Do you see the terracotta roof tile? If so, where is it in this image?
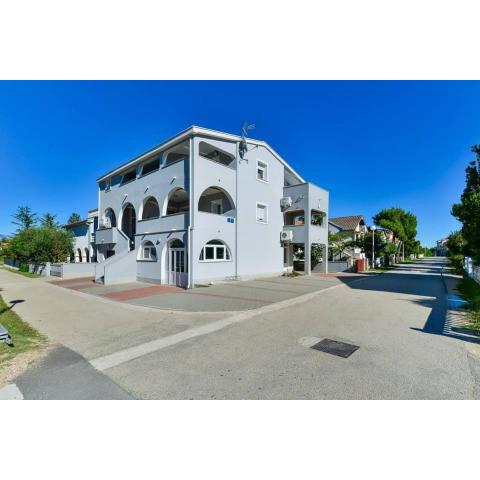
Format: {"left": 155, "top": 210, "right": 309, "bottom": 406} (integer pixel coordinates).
{"left": 329, "top": 215, "right": 366, "bottom": 231}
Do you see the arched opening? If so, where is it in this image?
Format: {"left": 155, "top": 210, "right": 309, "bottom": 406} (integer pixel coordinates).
{"left": 103, "top": 208, "right": 116, "bottom": 228}
{"left": 165, "top": 188, "right": 189, "bottom": 215}
{"left": 85, "top": 248, "right": 90, "bottom": 263}
{"left": 141, "top": 196, "right": 160, "bottom": 220}
{"left": 138, "top": 240, "right": 157, "bottom": 261}
{"left": 163, "top": 141, "right": 189, "bottom": 167}
{"left": 77, "top": 248, "right": 82, "bottom": 263}
{"left": 199, "top": 239, "right": 231, "bottom": 262}
{"left": 198, "top": 187, "right": 235, "bottom": 215}
{"left": 121, "top": 203, "right": 136, "bottom": 248}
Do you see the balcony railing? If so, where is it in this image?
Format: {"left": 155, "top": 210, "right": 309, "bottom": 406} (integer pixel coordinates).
{"left": 95, "top": 227, "right": 117, "bottom": 245}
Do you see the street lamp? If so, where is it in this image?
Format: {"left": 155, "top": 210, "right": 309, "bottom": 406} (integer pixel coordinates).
{"left": 371, "top": 225, "right": 376, "bottom": 269}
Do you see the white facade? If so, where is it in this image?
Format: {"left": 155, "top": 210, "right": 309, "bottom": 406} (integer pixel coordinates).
{"left": 93, "top": 126, "right": 329, "bottom": 286}
{"left": 64, "top": 209, "right": 98, "bottom": 263}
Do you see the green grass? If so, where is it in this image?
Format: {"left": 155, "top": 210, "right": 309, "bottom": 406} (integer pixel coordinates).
{"left": 0, "top": 294, "right": 46, "bottom": 368}
{"left": 0, "top": 266, "right": 41, "bottom": 278}
{"left": 456, "top": 277, "right": 480, "bottom": 332}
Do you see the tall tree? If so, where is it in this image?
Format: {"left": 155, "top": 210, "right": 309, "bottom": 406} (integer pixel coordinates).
{"left": 373, "top": 207, "right": 417, "bottom": 243}
{"left": 40, "top": 212, "right": 59, "bottom": 229}
{"left": 451, "top": 146, "right": 480, "bottom": 262}
{"left": 68, "top": 212, "right": 82, "bottom": 224}
{"left": 12, "top": 206, "right": 37, "bottom": 231}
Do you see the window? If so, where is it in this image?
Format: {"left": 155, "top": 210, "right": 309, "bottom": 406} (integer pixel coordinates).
{"left": 141, "top": 157, "right": 160, "bottom": 176}
{"left": 140, "top": 241, "right": 157, "bottom": 261}
{"left": 211, "top": 199, "right": 223, "bottom": 215}
{"left": 199, "top": 142, "right": 235, "bottom": 167}
{"left": 257, "top": 160, "right": 268, "bottom": 182}
{"left": 120, "top": 169, "right": 136, "bottom": 185}
{"left": 199, "top": 240, "right": 231, "bottom": 262}
{"left": 105, "top": 179, "right": 111, "bottom": 191}
{"left": 256, "top": 202, "right": 268, "bottom": 223}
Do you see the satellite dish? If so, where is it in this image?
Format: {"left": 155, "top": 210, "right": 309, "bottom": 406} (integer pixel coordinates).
{"left": 240, "top": 122, "right": 255, "bottom": 159}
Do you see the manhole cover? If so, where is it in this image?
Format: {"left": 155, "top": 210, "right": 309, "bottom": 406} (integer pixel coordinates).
{"left": 311, "top": 338, "right": 359, "bottom": 358}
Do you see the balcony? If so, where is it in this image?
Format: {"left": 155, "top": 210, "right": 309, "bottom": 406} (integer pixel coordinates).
{"left": 95, "top": 227, "right": 117, "bottom": 245}
{"left": 282, "top": 224, "right": 307, "bottom": 243}
{"left": 136, "top": 213, "right": 189, "bottom": 234}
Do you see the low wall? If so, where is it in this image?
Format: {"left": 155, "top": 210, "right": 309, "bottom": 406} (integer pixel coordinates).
{"left": 327, "top": 261, "right": 353, "bottom": 273}
{"left": 4, "top": 258, "right": 20, "bottom": 270}
{"left": 4, "top": 258, "right": 95, "bottom": 278}
{"left": 61, "top": 262, "right": 96, "bottom": 278}
{"left": 28, "top": 263, "right": 50, "bottom": 276}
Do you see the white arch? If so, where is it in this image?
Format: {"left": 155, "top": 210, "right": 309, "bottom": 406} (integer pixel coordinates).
{"left": 163, "top": 187, "right": 189, "bottom": 216}
{"left": 139, "top": 196, "right": 160, "bottom": 220}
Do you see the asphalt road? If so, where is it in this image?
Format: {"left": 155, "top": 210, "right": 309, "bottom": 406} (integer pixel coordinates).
{"left": 2, "top": 258, "right": 480, "bottom": 399}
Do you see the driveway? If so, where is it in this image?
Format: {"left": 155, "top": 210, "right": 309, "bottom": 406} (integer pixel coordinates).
{"left": 2, "top": 258, "right": 480, "bottom": 399}
{"left": 48, "top": 274, "right": 363, "bottom": 312}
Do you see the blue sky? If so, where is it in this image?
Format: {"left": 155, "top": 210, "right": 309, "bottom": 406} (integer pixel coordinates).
{"left": 0, "top": 81, "right": 477, "bottom": 245}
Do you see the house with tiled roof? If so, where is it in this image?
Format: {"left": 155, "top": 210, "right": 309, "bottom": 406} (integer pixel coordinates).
{"left": 328, "top": 215, "right": 368, "bottom": 240}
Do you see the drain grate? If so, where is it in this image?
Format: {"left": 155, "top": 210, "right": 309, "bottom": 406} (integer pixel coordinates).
{"left": 311, "top": 338, "right": 359, "bottom": 358}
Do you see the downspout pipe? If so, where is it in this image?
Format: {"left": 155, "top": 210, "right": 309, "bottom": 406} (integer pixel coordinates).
{"left": 235, "top": 141, "right": 239, "bottom": 280}
{"left": 188, "top": 135, "right": 194, "bottom": 288}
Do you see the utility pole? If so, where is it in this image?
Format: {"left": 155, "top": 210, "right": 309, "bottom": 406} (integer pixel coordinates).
{"left": 371, "top": 225, "right": 376, "bottom": 269}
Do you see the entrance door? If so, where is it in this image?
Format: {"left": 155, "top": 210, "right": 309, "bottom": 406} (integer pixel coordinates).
{"left": 167, "top": 240, "right": 187, "bottom": 287}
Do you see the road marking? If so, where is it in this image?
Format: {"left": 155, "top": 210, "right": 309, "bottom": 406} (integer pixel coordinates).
{"left": 0, "top": 383, "right": 24, "bottom": 400}
{"left": 90, "top": 277, "right": 371, "bottom": 372}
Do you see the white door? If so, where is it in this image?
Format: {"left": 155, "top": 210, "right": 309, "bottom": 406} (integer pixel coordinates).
{"left": 168, "top": 247, "right": 187, "bottom": 287}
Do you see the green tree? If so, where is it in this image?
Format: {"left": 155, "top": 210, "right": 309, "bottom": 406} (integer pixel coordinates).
{"left": 6, "top": 226, "right": 74, "bottom": 264}
{"left": 445, "top": 230, "right": 465, "bottom": 256}
{"left": 328, "top": 231, "right": 355, "bottom": 260}
{"left": 373, "top": 207, "right": 417, "bottom": 243}
{"left": 451, "top": 146, "right": 480, "bottom": 262}
{"left": 373, "top": 207, "right": 418, "bottom": 258}
{"left": 68, "top": 212, "right": 82, "bottom": 224}
{"left": 40, "top": 212, "right": 59, "bottom": 229}
{"left": 353, "top": 231, "right": 388, "bottom": 260}
{"left": 12, "top": 206, "right": 37, "bottom": 231}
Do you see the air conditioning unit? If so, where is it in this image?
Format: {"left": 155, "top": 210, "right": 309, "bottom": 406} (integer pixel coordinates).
{"left": 281, "top": 230, "right": 293, "bottom": 242}
{"left": 280, "top": 196, "right": 292, "bottom": 210}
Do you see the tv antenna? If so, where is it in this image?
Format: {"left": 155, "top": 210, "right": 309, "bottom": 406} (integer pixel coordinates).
{"left": 239, "top": 121, "right": 255, "bottom": 159}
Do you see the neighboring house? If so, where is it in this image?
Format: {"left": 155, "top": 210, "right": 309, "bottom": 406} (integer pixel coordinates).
{"left": 328, "top": 214, "right": 368, "bottom": 265}
{"left": 436, "top": 238, "right": 448, "bottom": 256}
{"left": 328, "top": 215, "right": 368, "bottom": 240}
{"left": 64, "top": 209, "right": 98, "bottom": 263}
{"left": 93, "top": 126, "right": 329, "bottom": 287}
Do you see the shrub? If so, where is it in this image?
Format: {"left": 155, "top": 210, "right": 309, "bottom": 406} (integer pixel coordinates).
{"left": 19, "top": 262, "right": 29, "bottom": 272}
{"left": 449, "top": 254, "right": 464, "bottom": 275}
